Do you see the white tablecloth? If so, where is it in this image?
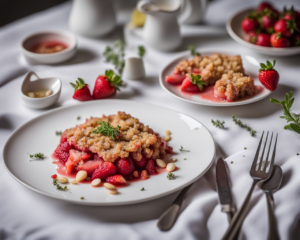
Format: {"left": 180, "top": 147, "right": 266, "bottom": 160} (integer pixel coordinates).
{"left": 1, "top": 0, "right": 300, "bottom": 239}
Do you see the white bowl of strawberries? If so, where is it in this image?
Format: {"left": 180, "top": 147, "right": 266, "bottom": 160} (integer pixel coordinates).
{"left": 227, "top": 2, "right": 300, "bottom": 56}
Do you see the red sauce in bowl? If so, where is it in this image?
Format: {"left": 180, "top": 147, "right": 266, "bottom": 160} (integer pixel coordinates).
{"left": 31, "top": 41, "right": 68, "bottom": 54}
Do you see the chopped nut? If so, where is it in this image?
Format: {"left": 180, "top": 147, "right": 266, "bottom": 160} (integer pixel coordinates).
{"left": 171, "top": 158, "right": 177, "bottom": 162}
{"left": 76, "top": 170, "right": 87, "bottom": 182}
{"left": 71, "top": 180, "right": 77, "bottom": 184}
{"left": 164, "top": 135, "right": 171, "bottom": 142}
{"left": 45, "top": 89, "right": 53, "bottom": 97}
{"left": 166, "top": 163, "right": 176, "bottom": 172}
{"left": 57, "top": 176, "right": 68, "bottom": 184}
{"left": 91, "top": 178, "right": 101, "bottom": 187}
{"left": 103, "top": 183, "right": 115, "bottom": 190}
{"left": 165, "top": 130, "right": 171, "bottom": 135}
{"left": 27, "top": 92, "right": 35, "bottom": 98}
{"left": 109, "top": 189, "right": 118, "bottom": 195}
{"left": 156, "top": 159, "right": 166, "bottom": 168}
{"left": 141, "top": 170, "right": 149, "bottom": 180}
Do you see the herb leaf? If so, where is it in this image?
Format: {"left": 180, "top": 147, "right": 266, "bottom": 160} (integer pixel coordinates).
{"left": 188, "top": 45, "right": 200, "bottom": 56}
{"left": 270, "top": 91, "right": 300, "bottom": 135}
{"left": 29, "top": 153, "right": 44, "bottom": 159}
{"left": 190, "top": 74, "right": 207, "bottom": 91}
{"left": 179, "top": 146, "right": 190, "bottom": 152}
{"left": 53, "top": 178, "right": 67, "bottom": 191}
{"left": 105, "top": 70, "right": 123, "bottom": 91}
{"left": 232, "top": 116, "right": 256, "bottom": 137}
{"left": 167, "top": 172, "right": 175, "bottom": 180}
{"left": 140, "top": 187, "right": 145, "bottom": 191}
{"left": 56, "top": 131, "right": 62, "bottom": 136}
{"left": 138, "top": 46, "right": 145, "bottom": 58}
{"left": 93, "top": 120, "right": 121, "bottom": 140}
{"left": 103, "top": 40, "right": 126, "bottom": 75}
{"left": 211, "top": 119, "right": 225, "bottom": 129}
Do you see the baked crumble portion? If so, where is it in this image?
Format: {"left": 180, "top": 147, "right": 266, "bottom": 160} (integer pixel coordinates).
{"left": 214, "top": 73, "right": 255, "bottom": 101}
{"left": 173, "top": 54, "right": 244, "bottom": 85}
{"left": 63, "top": 112, "right": 166, "bottom": 163}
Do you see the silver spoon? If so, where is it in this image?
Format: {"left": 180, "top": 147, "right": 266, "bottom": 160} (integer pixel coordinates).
{"left": 260, "top": 165, "right": 283, "bottom": 240}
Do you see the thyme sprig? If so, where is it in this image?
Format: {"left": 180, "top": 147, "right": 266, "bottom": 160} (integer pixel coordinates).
{"left": 232, "top": 116, "right": 256, "bottom": 136}
{"left": 140, "top": 187, "right": 145, "bottom": 191}
{"left": 212, "top": 119, "right": 225, "bottom": 129}
{"left": 29, "top": 153, "right": 45, "bottom": 159}
{"left": 53, "top": 178, "right": 67, "bottom": 191}
{"left": 103, "top": 40, "right": 126, "bottom": 75}
{"left": 167, "top": 172, "right": 175, "bottom": 180}
{"left": 56, "top": 131, "right": 62, "bottom": 136}
{"left": 179, "top": 146, "right": 190, "bottom": 152}
{"left": 270, "top": 91, "right": 300, "bottom": 135}
{"left": 93, "top": 120, "right": 121, "bottom": 140}
{"left": 188, "top": 45, "right": 200, "bottom": 56}
{"left": 138, "top": 46, "right": 145, "bottom": 58}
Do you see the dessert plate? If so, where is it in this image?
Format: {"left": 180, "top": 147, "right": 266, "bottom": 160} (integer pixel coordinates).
{"left": 3, "top": 100, "right": 215, "bottom": 206}
{"left": 159, "top": 50, "right": 271, "bottom": 107}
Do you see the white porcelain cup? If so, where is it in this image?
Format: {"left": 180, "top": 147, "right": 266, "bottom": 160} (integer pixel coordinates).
{"left": 21, "top": 71, "right": 62, "bottom": 109}
{"left": 69, "top": 0, "right": 117, "bottom": 37}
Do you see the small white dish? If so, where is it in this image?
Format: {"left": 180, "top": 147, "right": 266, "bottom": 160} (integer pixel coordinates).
{"left": 21, "top": 30, "right": 77, "bottom": 64}
{"left": 21, "top": 71, "right": 62, "bottom": 109}
{"left": 123, "top": 57, "right": 146, "bottom": 80}
{"left": 227, "top": 8, "right": 300, "bottom": 56}
{"left": 159, "top": 50, "right": 271, "bottom": 107}
{"left": 3, "top": 100, "right": 215, "bottom": 206}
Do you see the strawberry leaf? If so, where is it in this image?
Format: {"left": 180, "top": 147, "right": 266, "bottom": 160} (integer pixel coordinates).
{"left": 104, "top": 70, "right": 123, "bottom": 91}
{"left": 70, "top": 78, "right": 87, "bottom": 91}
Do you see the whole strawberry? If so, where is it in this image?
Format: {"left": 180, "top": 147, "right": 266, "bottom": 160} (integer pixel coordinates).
{"left": 241, "top": 12, "right": 259, "bottom": 33}
{"left": 282, "top": 6, "right": 300, "bottom": 27}
{"left": 291, "top": 34, "right": 300, "bottom": 46}
{"left": 70, "top": 78, "right": 92, "bottom": 101}
{"left": 255, "top": 2, "right": 273, "bottom": 13}
{"left": 93, "top": 70, "right": 122, "bottom": 99}
{"left": 256, "top": 33, "right": 271, "bottom": 47}
{"left": 274, "top": 19, "right": 298, "bottom": 37}
{"left": 270, "top": 33, "right": 290, "bottom": 47}
{"left": 244, "top": 31, "right": 257, "bottom": 44}
{"left": 260, "top": 9, "right": 279, "bottom": 33}
{"left": 258, "top": 60, "right": 279, "bottom": 91}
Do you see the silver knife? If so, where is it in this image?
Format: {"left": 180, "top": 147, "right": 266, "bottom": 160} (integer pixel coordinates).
{"left": 216, "top": 157, "right": 235, "bottom": 223}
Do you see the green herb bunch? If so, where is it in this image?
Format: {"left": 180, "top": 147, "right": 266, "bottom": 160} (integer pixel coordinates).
{"left": 188, "top": 45, "right": 200, "bottom": 56}
{"left": 232, "top": 116, "right": 256, "bottom": 136}
{"left": 212, "top": 119, "right": 225, "bottom": 129}
{"left": 93, "top": 119, "right": 121, "bottom": 140}
{"left": 271, "top": 91, "right": 300, "bottom": 134}
{"left": 103, "top": 40, "right": 126, "bottom": 75}
{"left": 190, "top": 74, "right": 207, "bottom": 91}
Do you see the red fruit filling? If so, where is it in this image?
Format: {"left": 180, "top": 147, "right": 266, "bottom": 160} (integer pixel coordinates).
{"left": 51, "top": 174, "right": 57, "bottom": 179}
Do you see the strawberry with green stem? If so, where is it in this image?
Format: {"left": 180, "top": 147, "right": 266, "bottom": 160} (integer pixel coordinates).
{"left": 181, "top": 74, "right": 207, "bottom": 92}
{"left": 70, "top": 78, "right": 92, "bottom": 101}
{"left": 93, "top": 70, "right": 122, "bottom": 99}
{"left": 258, "top": 60, "right": 279, "bottom": 91}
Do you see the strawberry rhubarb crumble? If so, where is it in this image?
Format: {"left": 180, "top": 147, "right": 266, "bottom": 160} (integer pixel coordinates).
{"left": 53, "top": 112, "right": 173, "bottom": 185}
{"left": 166, "top": 53, "right": 259, "bottom": 102}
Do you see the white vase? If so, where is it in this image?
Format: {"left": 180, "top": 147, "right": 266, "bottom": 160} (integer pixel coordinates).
{"left": 69, "top": 0, "right": 117, "bottom": 37}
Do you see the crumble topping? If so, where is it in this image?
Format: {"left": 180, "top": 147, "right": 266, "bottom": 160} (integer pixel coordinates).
{"left": 63, "top": 112, "right": 166, "bottom": 162}
{"left": 173, "top": 54, "right": 244, "bottom": 85}
{"left": 214, "top": 73, "right": 255, "bottom": 101}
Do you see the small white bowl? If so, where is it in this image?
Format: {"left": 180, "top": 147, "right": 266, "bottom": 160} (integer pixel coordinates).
{"left": 227, "top": 8, "right": 300, "bottom": 56}
{"left": 21, "top": 71, "right": 62, "bottom": 109}
{"left": 123, "top": 57, "right": 146, "bottom": 80}
{"left": 21, "top": 31, "right": 77, "bottom": 64}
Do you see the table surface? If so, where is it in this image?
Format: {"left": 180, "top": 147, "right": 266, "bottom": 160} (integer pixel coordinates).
{"left": 1, "top": 0, "right": 300, "bottom": 239}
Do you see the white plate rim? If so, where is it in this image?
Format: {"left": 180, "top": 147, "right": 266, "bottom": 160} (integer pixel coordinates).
{"left": 159, "top": 50, "right": 272, "bottom": 107}
{"left": 226, "top": 8, "right": 300, "bottom": 56}
{"left": 3, "top": 100, "right": 216, "bottom": 206}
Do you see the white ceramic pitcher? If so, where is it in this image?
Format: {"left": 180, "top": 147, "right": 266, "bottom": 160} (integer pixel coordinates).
{"left": 178, "top": 0, "right": 208, "bottom": 25}
{"left": 69, "top": 0, "right": 116, "bottom": 37}
{"left": 137, "top": 0, "right": 182, "bottom": 52}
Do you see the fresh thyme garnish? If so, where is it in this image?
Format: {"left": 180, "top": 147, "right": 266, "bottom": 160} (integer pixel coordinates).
{"left": 103, "top": 40, "right": 126, "bottom": 75}
{"left": 56, "top": 131, "right": 62, "bottom": 136}
{"left": 138, "top": 46, "right": 145, "bottom": 58}
{"left": 179, "top": 146, "right": 190, "bottom": 152}
{"left": 232, "top": 116, "right": 256, "bottom": 136}
{"left": 93, "top": 120, "right": 121, "bottom": 140}
{"left": 29, "top": 153, "right": 44, "bottom": 159}
{"left": 140, "top": 187, "right": 145, "bottom": 191}
{"left": 244, "top": 147, "right": 247, "bottom": 150}
{"left": 194, "top": 128, "right": 199, "bottom": 130}
{"left": 190, "top": 74, "right": 207, "bottom": 91}
{"left": 243, "top": 155, "right": 245, "bottom": 157}
{"left": 80, "top": 197, "right": 84, "bottom": 200}
{"left": 211, "top": 119, "right": 225, "bottom": 129}
{"left": 270, "top": 91, "right": 300, "bottom": 135}
{"left": 167, "top": 172, "right": 175, "bottom": 180}
{"left": 297, "top": 153, "right": 299, "bottom": 155}
{"left": 53, "top": 178, "right": 67, "bottom": 191}
{"left": 231, "top": 161, "right": 233, "bottom": 164}
{"left": 188, "top": 45, "right": 200, "bottom": 56}
{"left": 77, "top": 116, "right": 81, "bottom": 120}
{"left": 184, "top": 158, "right": 187, "bottom": 160}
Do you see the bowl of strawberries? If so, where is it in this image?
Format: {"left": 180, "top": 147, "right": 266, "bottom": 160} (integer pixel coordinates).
{"left": 226, "top": 2, "right": 300, "bottom": 56}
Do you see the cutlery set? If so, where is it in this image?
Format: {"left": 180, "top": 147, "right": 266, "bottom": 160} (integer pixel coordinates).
{"left": 158, "top": 131, "right": 283, "bottom": 240}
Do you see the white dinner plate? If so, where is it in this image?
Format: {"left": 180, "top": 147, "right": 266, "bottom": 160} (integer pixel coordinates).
{"left": 226, "top": 8, "right": 300, "bottom": 56}
{"left": 159, "top": 50, "right": 271, "bottom": 107}
{"left": 3, "top": 100, "right": 215, "bottom": 206}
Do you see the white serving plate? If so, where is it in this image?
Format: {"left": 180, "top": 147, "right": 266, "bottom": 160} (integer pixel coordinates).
{"left": 159, "top": 50, "right": 271, "bottom": 107}
{"left": 3, "top": 100, "right": 215, "bottom": 206}
{"left": 226, "top": 8, "right": 300, "bottom": 56}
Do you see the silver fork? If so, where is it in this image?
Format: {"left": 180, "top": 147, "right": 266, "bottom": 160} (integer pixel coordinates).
{"left": 222, "top": 131, "right": 278, "bottom": 240}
